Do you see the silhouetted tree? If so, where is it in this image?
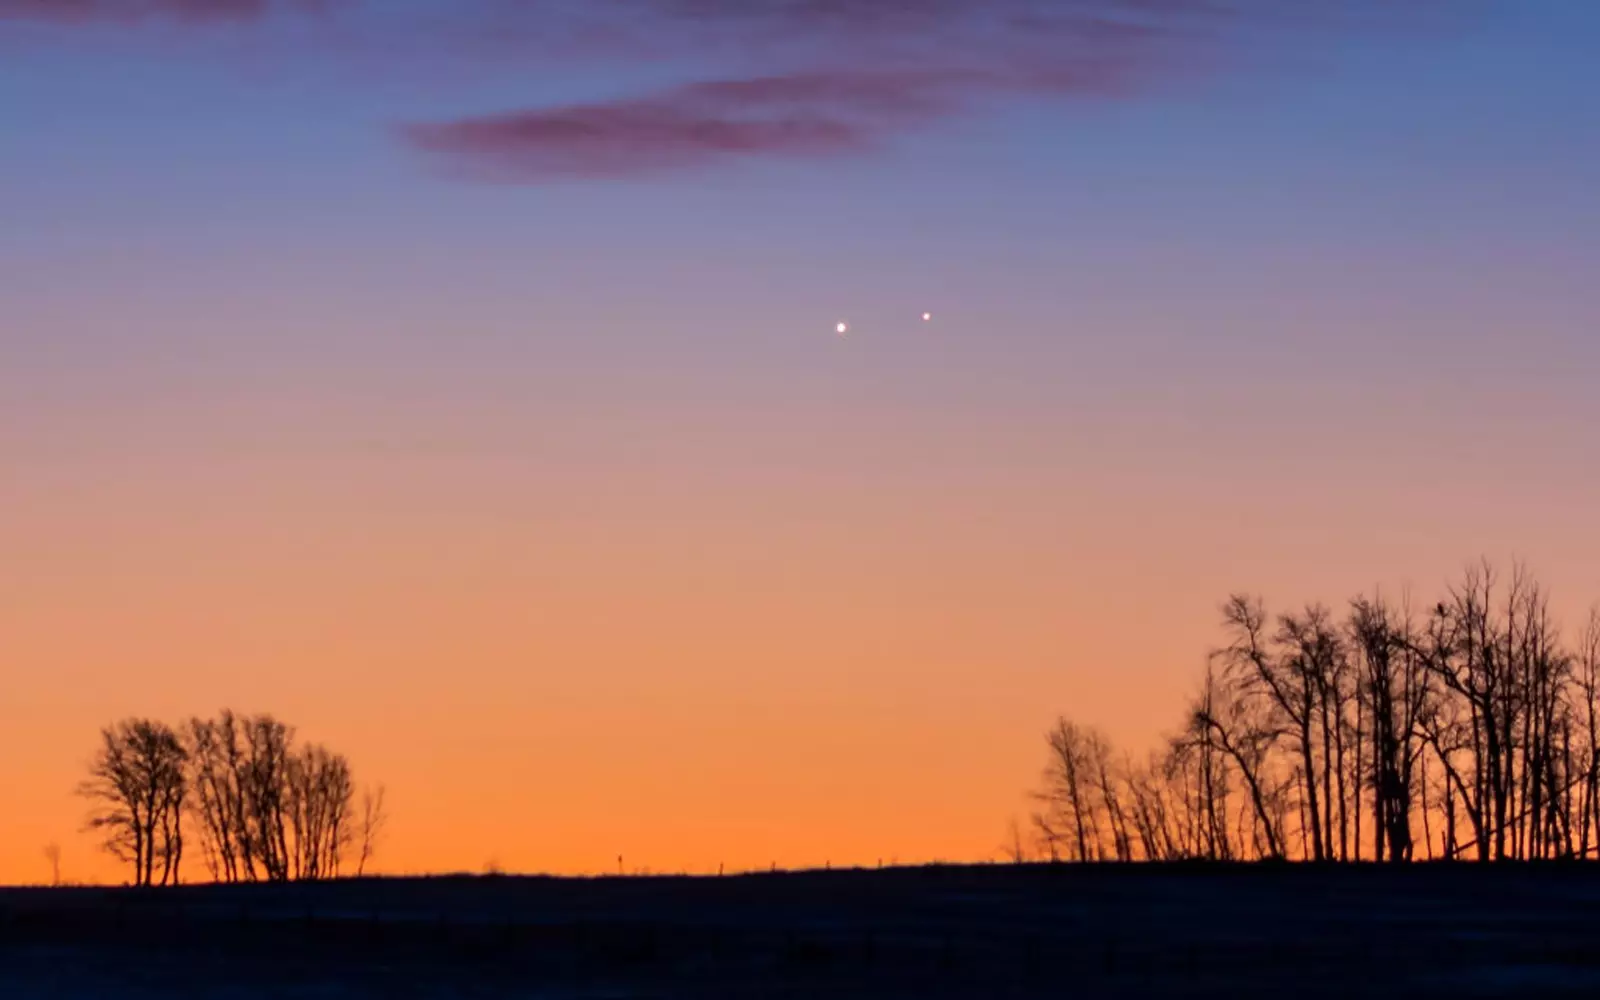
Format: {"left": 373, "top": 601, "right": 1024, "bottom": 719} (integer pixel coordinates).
{"left": 1576, "top": 611, "right": 1600, "bottom": 856}
{"left": 182, "top": 711, "right": 370, "bottom": 883}
{"left": 241, "top": 714, "right": 296, "bottom": 880}
{"left": 288, "top": 742, "right": 355, "bottom": 879}
{"left": 356, "top": 783, "right": 388, "bottom": 876}
{"left": 79, "top": 718, "right": 187, "bottom": 887}
{"left": 181, "top": 711, "right": 296, "bottom": 882}
{"left": 1213, "top": 596, "right": 1330, "bottom": 860}
{"left": 1186, "top": 660, "right": 1285, "bottom": 860}
{"left": 1001, "top": 816, "right": 1029, "bottom": 863}
{"left": 1034, "top": 719, "right": 1103, "bottom": 861}
{"left": 1086, "top": 731, "right": 1135, "bottom": 861}
{"left": 185, "top": 710, "right": 252, "bottom": 882}
{"left": 1030, "top": 559, "right": 1600, "bottom": 865}
{"left": 1124, "top": 750, "right": 1181, "bottom": 860}
{"left": 78, "top": 708, "right": 382, "bottom": 885}
{"left": 1349, "top": 594, "right": 1429, "bottom": 862}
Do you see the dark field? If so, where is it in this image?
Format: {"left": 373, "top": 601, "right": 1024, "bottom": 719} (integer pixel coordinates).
{"left": 6, "top": 864, "right": 1600, "bottom": 997}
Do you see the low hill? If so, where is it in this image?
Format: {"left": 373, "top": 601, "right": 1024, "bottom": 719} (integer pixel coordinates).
{"left": 5, "top": 863, "right": 1599, "bottom": 997}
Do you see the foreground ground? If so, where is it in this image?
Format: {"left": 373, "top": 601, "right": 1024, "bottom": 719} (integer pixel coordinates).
{"left": 5, "top": 863, "right": 1600, "bottom": 997}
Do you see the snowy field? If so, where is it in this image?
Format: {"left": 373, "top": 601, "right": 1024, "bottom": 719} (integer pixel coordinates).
{"left": 6, "top": 864, "right": 1600, "bottom": 997}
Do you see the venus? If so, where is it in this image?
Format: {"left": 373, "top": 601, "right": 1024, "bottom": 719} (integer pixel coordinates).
{"left": 836, "top": 322, "right": 849, "bottom": 336}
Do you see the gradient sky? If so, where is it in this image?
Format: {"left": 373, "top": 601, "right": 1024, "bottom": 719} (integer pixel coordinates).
{"left": 3, "top": 0, "right": 1599, "bottom": 886}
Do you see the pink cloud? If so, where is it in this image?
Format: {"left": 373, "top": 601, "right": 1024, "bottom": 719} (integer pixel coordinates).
{"left": 399, "top": 2, "right": 1216, "bottom": 180}
{"left": 2, "top": 0, "right": 1462, "bottom": 179}
{"left": 402, "top": 69, "right": 1009, "bottom": 180}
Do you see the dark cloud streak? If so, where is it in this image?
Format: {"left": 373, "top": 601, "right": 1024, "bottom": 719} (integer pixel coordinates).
{"left": 402, "top": 0, "right": 1239, "bottom": 180}
{"left": 403, "top": 70, "right": 986, "bottom": 180}
{"left": 402, "top": 60, "right": 1157, "bottom": 179}
{"left": 2, "top": 0, "right": 1465, "bottom": 180}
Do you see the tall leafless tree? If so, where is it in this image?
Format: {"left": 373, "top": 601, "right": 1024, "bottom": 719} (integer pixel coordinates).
{"left": 79, "top": 718, "right": 188, "bottom": 887}
{"left": 185, "top": 710, "right": 252, "bottom": 883}
{"left": 357, "top": 784, "right": 388, "bottom": 877}
{"left": 1034, "top": 719, "right": 1104, "bottom": 861}
{"left": 1188, "top": 654, "right": 1286, "bottom": 860}
{"left": 1576, "top": 610, "right": 1600, "bottom": 857}
{"left": 1350, "top": 594, "right": 1430, "bottom": 862}
{"left": 288, "top": 743, "right": 356, "bottom": 880}
{"left": 1001, "top": 816, "right": 1029, "bottom": 863}
{"left": 1030, "top": 560, "right": 1600, "bottom": 866}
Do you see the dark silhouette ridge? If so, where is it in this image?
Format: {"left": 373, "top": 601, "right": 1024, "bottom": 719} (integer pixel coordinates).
{"left": 7, "top": 864, "right": 1600, "bottom": 998}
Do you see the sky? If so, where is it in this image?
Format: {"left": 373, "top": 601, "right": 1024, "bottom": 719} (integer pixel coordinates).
{"left": 2, "top": 0, "right": 1599, "bottom": 886}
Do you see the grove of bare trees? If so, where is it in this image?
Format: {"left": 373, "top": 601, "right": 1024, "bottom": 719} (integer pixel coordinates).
{"left": 79, "top": 710, "right": 387, "bottom": 887}
{"left": 1030, "top": 561, "right": 1600, "bottom": 864}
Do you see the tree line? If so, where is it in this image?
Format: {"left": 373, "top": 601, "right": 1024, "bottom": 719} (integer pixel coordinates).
{"left": 78, "top": 710, "right": 387, "bottom": 887}
{"left": 1028, "top": 561, "right": 1600, "bottom": 864}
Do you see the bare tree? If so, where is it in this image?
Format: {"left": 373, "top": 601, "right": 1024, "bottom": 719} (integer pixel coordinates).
{"left": 288, "top": 743, "right": 356, "bottom": 880}
{"left": 1086, "top": 731, "right": 1135, "bottom": 861}
{"left": 240, "top": 714, "right": 296, "bottom": 881}
{"left": 1187, "top": 658, "right": 1285, "bottom": 860}
{"left": 1350, "top": 593, "right": 1430, "bottom": 862}
{"left": 1416, "top": 562, "right": 1575, "bottom": 862}
{"left": 184, "top": 711, "right": 252, "bottom": 883}
{"left": 1576, "top": 610, "right": 1600, "bottom": 857}
{"left": 181, "top": 711, "right": 295, "bottom": 882}
{"left": 180, "top": 710, "right": 382, "bottom": 883}
{"left": 43, "top": 843, "right": 61, "bottom": 887}
{"left": 1001, "top": 816, "right": 1029, "bottom": 863}
{"left": 1124, "top": 750, "right": 1183, "bottom": 861}
{"left": 1213, "top": 596, "right": 1333, "bottom": 861}
{"left": 79, "top": 719, "right": 188, "bottom": 887}
{"left": 1418, "top": 565, "right": 1500, "bottom": 860}
{"left": 356, "top": 784, "right": 388, "bottom": 877}
{"left": 1275, "top": 604, "right": 1349, "bottom": 861}
{"left": 84, "top": 710, "right": 380, "bottom": 885}
{"left": 1027, "top": 560, "right": 1600, "bottom": 867}
{"left": 1034, "top": 719, "right": 1103, "bottom": 861}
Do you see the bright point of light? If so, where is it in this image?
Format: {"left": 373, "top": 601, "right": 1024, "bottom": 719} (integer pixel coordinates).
{"left": 836, "top": 322, "right": 849, "bottom": 335}
{"left": 922, "top": 312, "right": 932, "bottom": 322}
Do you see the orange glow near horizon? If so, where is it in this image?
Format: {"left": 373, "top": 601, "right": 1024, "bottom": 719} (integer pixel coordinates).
{"left": 6, "top": 370, "right": 1600, "bottom": 886}
{"left": 5, "top": 2, "right": 1599, "bottom": 887}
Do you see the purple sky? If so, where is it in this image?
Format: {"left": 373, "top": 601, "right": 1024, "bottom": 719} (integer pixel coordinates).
{"left": 3, "top": 0, "right": 1600, "bottom": 880}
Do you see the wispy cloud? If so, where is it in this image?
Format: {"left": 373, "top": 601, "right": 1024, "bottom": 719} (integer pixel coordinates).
{"left": 402, "top": 63, "right": 1143, "bottom": 180}
{"left": 2, "top": 0, "right": 1459, "bottom": 180}
{"left": 401, "top": 0, "right": 1435, "bottom": 180}
{"left": 398, "top": 1, "right": 1224, "bottom": 179}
